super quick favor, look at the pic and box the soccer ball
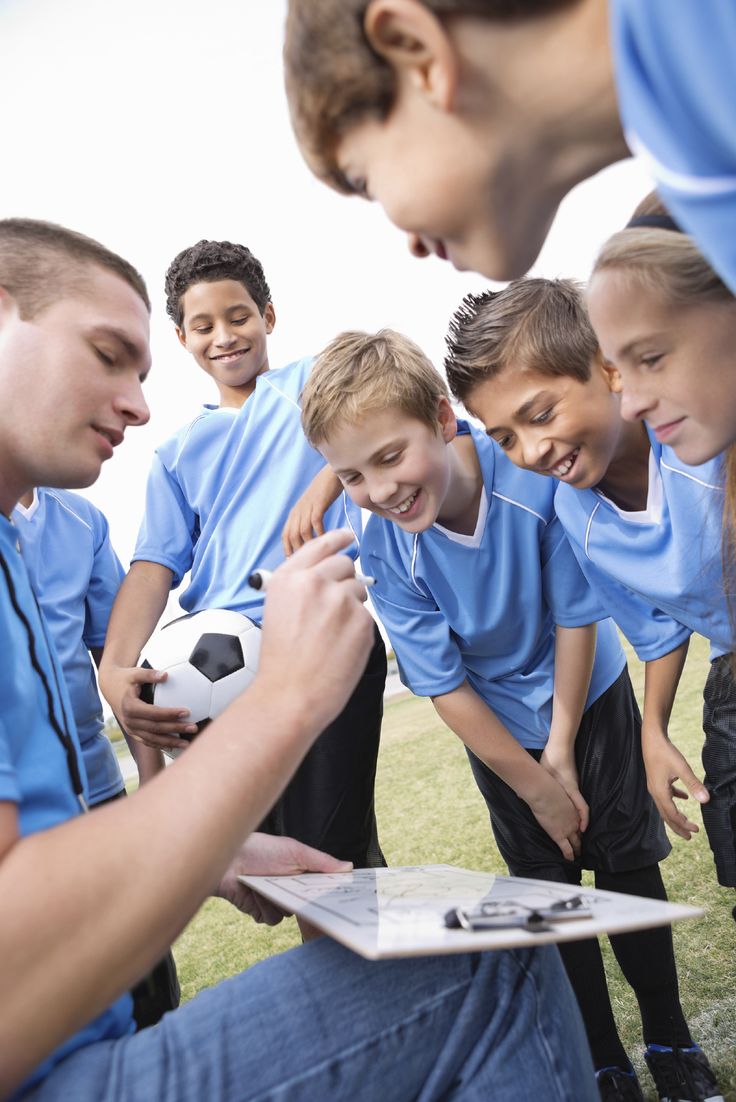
[139,608,261,756]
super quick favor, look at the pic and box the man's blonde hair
[301,328,448,446]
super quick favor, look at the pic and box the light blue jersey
[12,489,125,804]
[133,357,360,623]
[362,423,625,749]
[612,0,736,291]
[0,516,133,1099]
[554,432,728,662]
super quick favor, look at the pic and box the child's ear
[437,396,458,443]
[175,325,188,350]
[263,303,276,334]
[364,0,458,110]
[593,349,622,394]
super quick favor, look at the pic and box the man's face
[588,269,736,466]
[0,266,150,511]
[177,280,274,401]
[319,402,455,534]
[468,363,624,490]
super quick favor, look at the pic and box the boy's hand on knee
[526,769,582,862]
[540,745,589,833]
[99,663,197,751]
[642,732,708,840]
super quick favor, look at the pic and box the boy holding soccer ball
[100,240,386,871]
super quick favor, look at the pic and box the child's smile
[320,404,457,534]
[467,364,623,491]
[177,279,275,405]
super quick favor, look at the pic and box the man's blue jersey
[133,357,361,623]
[12,489,125,804]
[554,433,728,662]
[361,423,625,749]
[0,516,133,1097]
[612,0,736,291]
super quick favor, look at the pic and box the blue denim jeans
[23,939,596,1101]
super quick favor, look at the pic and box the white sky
[0,0,654,566]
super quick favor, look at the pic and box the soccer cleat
[644,1043,724,1101]
[596,1064,645,1101]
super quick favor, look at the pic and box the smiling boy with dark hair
[101,238,387,873]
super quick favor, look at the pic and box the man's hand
[257,529,374,734]
[526,768,583,861]
[99,663,196,752]
[540,742,589,833]
[215,832,352,923]
[642,729,709,840]
[281,467,342,556]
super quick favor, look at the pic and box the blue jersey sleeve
[83,511,125,649]
[570,544,691,662]
[540,516,609,628]
[362,536,466,699]
[132,454,199,587]
[612,0,736,292]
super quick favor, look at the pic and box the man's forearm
[0,679,319,1094]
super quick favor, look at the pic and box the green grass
[172,634,736,1100]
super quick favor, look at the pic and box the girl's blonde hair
[592,192,731,308]
[593,192,736,643]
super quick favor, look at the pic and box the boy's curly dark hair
[165,239,272,327]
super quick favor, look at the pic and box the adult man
[0,219,594,1101]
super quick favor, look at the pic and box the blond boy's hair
[592,191,731,308]
[301,329,448,447]
[444,278,597,408]
[284,0,580,190]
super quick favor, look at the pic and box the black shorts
[258,622,387,868]
[466,667,670,879]
[702,654,736,886]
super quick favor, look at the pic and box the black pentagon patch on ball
[139,659,154,705]
[189,634,245,682]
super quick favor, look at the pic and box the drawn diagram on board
[239,864,703,959]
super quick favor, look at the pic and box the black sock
[596,865,693,1049]
[557,936,631,1071]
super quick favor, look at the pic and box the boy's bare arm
[0,532,374,1097]
[432,680,581,861]
[98,561,197,751]
[282,465,343,556]
[541,624,596,833]
[641,639,708,840]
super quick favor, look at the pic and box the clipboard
[238,864,703,959]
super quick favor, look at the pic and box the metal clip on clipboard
[444,893,593,933]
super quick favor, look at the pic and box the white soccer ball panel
[153,661,213,724]
[237,621,262,672]
[210,665,259,716]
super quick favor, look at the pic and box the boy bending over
[445,276,724,1102]
[301,329,710,1102]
